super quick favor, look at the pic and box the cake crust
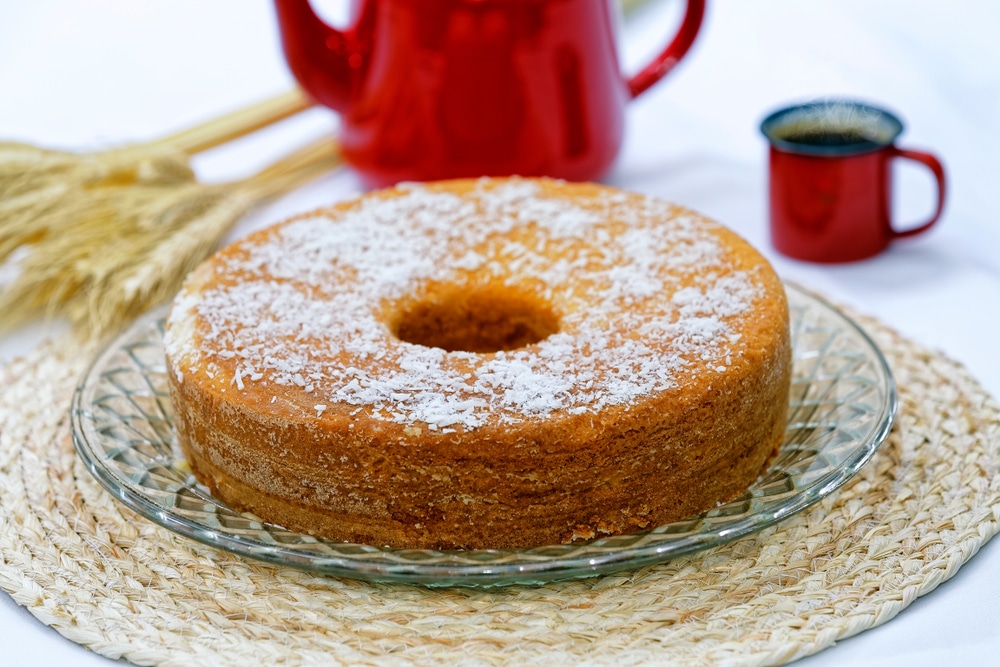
[165,178,791,549]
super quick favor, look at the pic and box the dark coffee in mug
[773,128,881,150]
[763,101,902,156]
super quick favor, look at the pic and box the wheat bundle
[0,90,338,337]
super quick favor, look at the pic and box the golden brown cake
[164,178,791,550]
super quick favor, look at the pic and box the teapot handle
[626,0,706,99]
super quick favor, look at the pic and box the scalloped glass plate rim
[71,283,896,586]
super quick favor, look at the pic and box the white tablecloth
[2,1,998,664]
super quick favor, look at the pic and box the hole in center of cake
[392,283,560,353]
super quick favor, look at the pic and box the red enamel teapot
[274,0,705,187]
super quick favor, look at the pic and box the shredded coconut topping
[165,179,762,431]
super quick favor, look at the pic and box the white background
[1,1,998,665]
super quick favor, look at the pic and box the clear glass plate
[71,284,896,587]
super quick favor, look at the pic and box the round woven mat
[1,306,998,667]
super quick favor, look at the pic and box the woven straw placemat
[1,307,998,667]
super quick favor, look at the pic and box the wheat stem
[153,88,316,155]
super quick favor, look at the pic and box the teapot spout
[273,0,367,114]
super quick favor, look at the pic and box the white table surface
[2,1,998,665]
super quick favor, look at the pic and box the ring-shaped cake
[165,178,791,549]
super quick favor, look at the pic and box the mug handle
[626,0,706,98]
[888,147,947,238]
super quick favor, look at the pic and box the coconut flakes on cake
[165,180,760,430]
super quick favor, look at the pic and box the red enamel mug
[274,0,705,187]
[761,100,946,263]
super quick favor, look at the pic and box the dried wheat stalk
[0,89,337,338]
[0,137,336,337]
